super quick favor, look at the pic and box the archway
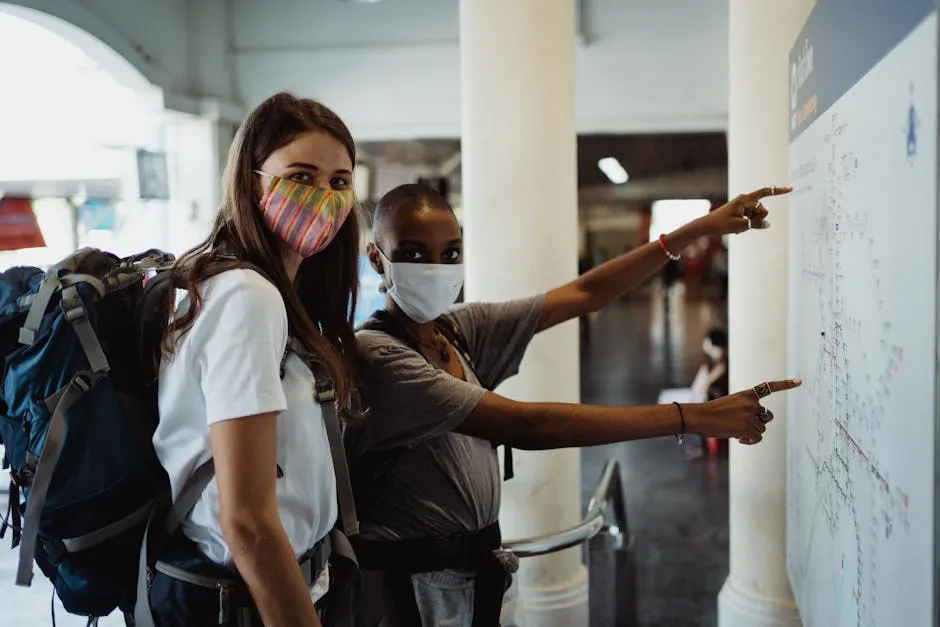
[0,4,212,275]
[0,0,166,94]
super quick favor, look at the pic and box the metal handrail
[503,459,630,558]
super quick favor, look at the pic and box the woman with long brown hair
[146,92,360,626]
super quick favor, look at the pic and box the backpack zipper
[218,583,230,624]
[154,561,235,624]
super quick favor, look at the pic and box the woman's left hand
[698,185,793,237]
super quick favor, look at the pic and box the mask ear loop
[254,171,279,209]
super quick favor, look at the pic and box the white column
[459,2,588,627]
[719,1,814,626]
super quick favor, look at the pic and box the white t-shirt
[153,269,338,588]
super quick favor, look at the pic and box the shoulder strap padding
[436,314,475,371]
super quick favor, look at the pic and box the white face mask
[378,250,465,323]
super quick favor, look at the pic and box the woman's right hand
[686,378,802,444]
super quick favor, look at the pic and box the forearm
[471,395,687,449]
[225,517,322,627]
[576,220,707,308]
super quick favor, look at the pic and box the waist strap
[155,534,331,591]
[351,522,501,574]
[300,533,332,586]
[352,523,506,627]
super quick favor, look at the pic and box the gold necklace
[411,330,451,363]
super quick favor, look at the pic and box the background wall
[3,0,729,140]
[231,0,729,140]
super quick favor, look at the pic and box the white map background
[787,13,938,627]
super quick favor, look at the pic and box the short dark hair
[372,183,453,240]
[707,328,728,348]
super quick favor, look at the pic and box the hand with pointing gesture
[698,185,793,237]
[682,378,802,444]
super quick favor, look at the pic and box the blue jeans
[358,569,520,626]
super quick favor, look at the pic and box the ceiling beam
[578,166,728,203]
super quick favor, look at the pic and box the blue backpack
[1,248,361,625]
[0,248,180,621]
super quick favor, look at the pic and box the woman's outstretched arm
[455,378,801,449]
[536,186,791,332]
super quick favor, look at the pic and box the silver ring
[771,185,775,196]
[756,199,763,209]
[744,216,752,230]
[753,382,772,399]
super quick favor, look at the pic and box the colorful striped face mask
[256,172,355,258]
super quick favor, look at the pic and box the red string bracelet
[658,234,681,261]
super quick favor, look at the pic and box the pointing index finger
[768,378,803,394]
[746,185,794,200]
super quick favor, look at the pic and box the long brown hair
[163,92,360,407]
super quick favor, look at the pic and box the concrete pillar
[719,1,815,626]
[459,1,588,626]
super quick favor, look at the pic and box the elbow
[572,274,609,308]
[577,288,607,315]
[469,395,556,450]
[219,508,279,557]
[502,417,554,451]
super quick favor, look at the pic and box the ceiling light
[598,157,629,184]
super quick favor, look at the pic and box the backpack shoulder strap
[357,310,422,354]
[302,348,360,538]
[164,343,360,539]
[201,258,270,283]
[437,315,515,480]
[357,311,513,480]
[359,309,476,374]
[436,315,475,372]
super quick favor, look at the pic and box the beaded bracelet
[658,234,681,261]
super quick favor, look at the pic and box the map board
[787,1,939,626]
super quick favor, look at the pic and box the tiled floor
[2,281,728,627]
[581,283,729,627]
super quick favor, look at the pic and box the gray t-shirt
[350,295,545,541]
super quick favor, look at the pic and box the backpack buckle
[17,328,35,345]
[64,302,88,324]
[73,373,92,394]
[315,385,336,404]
